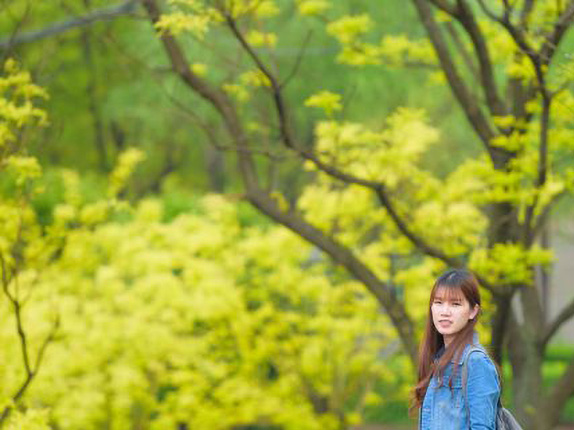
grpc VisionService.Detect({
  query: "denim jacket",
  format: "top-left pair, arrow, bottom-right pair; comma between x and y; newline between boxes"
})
419,333 -> 500,430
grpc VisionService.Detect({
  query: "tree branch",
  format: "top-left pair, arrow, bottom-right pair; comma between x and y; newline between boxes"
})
0,0 -> 140,50
374,187 -> 462,268
428,0 -> 458,15
529,189 -> 567,246
543,296 -> 574,346
476,0 -> 549,98
519,0 -> 537,29
0,253 -> 60,426
539,0 -> 574,65
141,0 -> 260,190
143,0 -> 422,364
456,0 -> 507,118
246,188 -> 419,364
443,21 -> 480,81
475,1 -> 561,248
411,0 -> 500,162
523,96 -> 552,243
506,308 -> 526,374
280,30 -> 313,89
519,281 -> 545,346
490,292 -> 514,365
222,10 -> 502,294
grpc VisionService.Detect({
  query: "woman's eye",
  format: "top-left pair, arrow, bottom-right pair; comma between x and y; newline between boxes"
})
453,303 -> 461,306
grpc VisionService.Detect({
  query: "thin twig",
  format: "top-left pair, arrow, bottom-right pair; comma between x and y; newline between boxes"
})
0,0 -> 140,49
280,29 -> 313,89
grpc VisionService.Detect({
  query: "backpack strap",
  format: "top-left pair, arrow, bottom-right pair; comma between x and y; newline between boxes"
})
461,346 -> 503,423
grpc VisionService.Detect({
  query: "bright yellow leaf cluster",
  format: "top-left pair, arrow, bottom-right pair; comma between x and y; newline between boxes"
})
246,30 -> 277,48
108,148 -> 146,198
297,0 -> 330,16
0,59 -> 47,153
304,90 -> 342,116
0,196 -> 400,430
469,243 -> 553,285
155,11 -> 211,39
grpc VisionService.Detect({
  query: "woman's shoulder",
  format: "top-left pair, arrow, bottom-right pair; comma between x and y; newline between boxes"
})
467,348 -> 494,366
465,346 -> 499,381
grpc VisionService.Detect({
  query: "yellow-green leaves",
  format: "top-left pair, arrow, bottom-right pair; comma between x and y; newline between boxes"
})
469,243 -> 553,286
155,11 -> 210,38
4,409 -> 50,430
327,14 -> 372,45
379,35 -> 436,68
310,108 -> 439,185
222,83 -> 250,102
0,59 -> 48,152
325,14 -> 435,67
246,30 -> 277,48
190,62 -> 208,76
5,155 -> 42,184
14,196 -> 399,430
297,0 -> 330,16
107,148 -> 145,198
411,201 -> 487,255
327,14 -> 381,66
155,0 -> 213,38
305,90 -> 342,116
240,69 -> 272,87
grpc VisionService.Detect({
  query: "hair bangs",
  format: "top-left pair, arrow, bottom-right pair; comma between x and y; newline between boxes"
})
433,284 -> 465,303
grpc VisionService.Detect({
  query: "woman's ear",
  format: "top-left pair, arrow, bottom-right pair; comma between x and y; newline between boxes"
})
469,305 -> 479,320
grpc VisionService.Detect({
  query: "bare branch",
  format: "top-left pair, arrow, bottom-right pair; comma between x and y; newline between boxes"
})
444,21 -> 480,81
428,0 -> 458,15
528,189 -> 566,246
543,296 -> 574,346
0,253 -> 60,426
539,0 -> 574,65
523,96 -> 553,243
12,283 -> 33,377
456,0 -> 508,117
477,0 -> 551,101
280,30 -> 313,89
32,315 -> 60,379
0,1 -> 32,59
519,0 -> 537,28
0,0 -> 140,50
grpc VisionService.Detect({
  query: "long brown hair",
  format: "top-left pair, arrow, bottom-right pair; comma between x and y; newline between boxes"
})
410,269 -> 482,414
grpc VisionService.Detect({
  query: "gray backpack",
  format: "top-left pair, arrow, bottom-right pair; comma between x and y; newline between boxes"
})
462,347 -> 523,430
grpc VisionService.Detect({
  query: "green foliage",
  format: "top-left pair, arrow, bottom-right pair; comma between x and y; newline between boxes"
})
0,193 -> 409,430
4,0 -> 574,427
0,60 -> 413,430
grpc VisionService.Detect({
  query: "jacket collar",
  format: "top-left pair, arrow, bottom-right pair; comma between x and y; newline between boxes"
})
434,331 -> 480,364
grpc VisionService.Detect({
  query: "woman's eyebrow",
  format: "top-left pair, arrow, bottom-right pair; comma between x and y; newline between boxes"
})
434,296 -> 463,302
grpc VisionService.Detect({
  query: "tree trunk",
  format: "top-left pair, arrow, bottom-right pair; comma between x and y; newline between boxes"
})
508,318 -> 544,430
205,143 -> 225,193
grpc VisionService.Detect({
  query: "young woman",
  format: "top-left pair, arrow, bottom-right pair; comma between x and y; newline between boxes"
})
412,269 -> 501,430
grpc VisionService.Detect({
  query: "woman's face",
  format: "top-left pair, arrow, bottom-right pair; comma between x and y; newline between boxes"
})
431,286 -> 478,344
